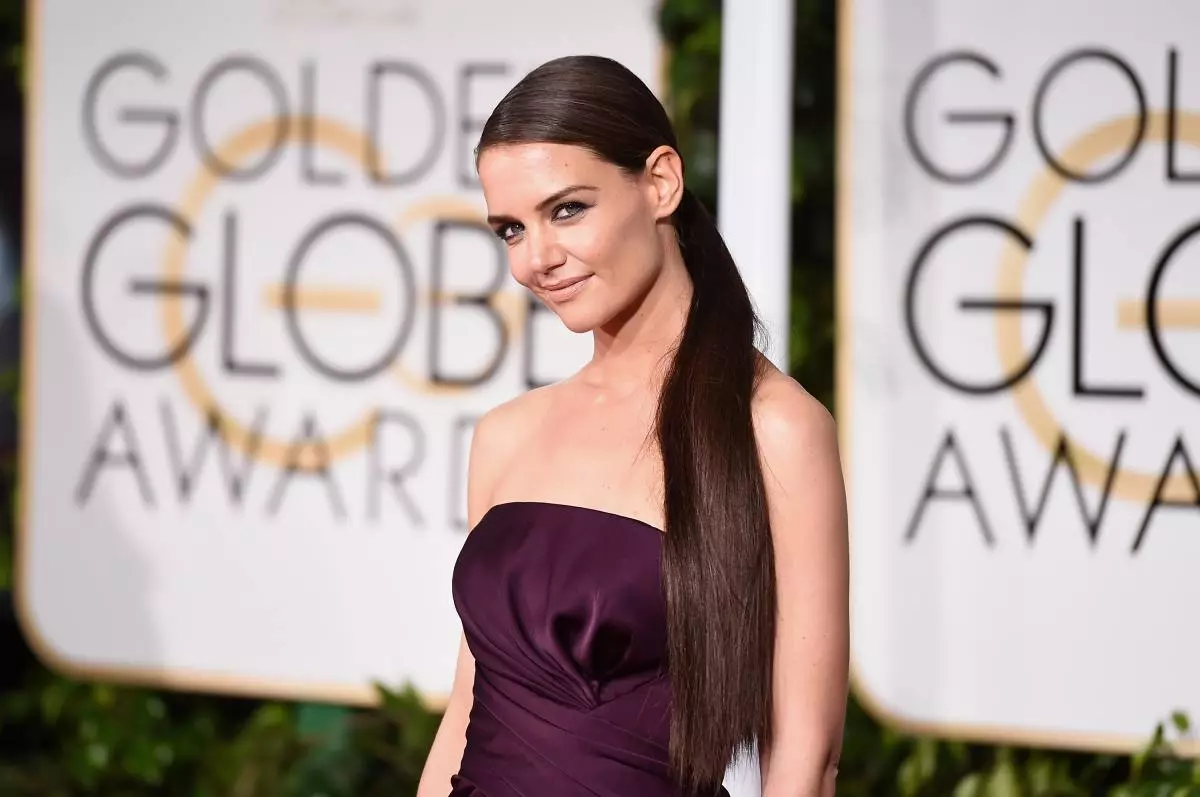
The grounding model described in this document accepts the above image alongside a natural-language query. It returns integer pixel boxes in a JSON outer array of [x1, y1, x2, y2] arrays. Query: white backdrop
[[842, 0, 1200, 754], [21, 0, 662, 706]]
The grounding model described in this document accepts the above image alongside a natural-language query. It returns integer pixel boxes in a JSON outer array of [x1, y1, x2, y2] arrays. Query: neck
[[583, 245, 693, 395]]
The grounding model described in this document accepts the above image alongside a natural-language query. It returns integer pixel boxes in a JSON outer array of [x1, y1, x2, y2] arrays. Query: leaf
[[1024, 755, 1054, 794], [986, 757, 1021, 797], [955, 773, 986, 797], [897, 755, 923, 797], [1134, 723, 1168, 779]]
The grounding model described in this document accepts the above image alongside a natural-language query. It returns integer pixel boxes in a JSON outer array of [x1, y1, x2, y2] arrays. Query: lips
[[541, 275, 590, 292], [539, 274, 591, 303]]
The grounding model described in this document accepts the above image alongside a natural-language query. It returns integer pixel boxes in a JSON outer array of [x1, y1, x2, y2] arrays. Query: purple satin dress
[[448, 501, 730, 797]]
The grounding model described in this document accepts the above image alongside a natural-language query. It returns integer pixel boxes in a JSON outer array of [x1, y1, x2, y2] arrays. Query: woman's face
[[477, 142, 672, 334]]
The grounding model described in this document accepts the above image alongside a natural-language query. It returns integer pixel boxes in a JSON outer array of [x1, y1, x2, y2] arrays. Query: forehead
[[477, 142, 628, 209]]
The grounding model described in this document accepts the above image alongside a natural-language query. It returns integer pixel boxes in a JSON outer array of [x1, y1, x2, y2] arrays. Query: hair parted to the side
[[476, 55, 776, 795]]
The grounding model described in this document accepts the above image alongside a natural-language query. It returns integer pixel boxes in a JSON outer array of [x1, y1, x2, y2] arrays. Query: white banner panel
[[841, 0, 1200, 752], [21, 0, 661, 704]]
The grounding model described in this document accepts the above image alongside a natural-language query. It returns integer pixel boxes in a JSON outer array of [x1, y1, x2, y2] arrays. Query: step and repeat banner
[[843, 0, 1200, 752], [22, 0, 661, 704]]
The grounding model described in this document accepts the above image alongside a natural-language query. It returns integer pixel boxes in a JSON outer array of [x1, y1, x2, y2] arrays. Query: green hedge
[[1, 1, 1198, 794]]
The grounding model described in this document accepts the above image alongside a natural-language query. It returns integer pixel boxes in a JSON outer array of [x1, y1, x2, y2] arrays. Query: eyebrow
[[486, 184, 598, 226]]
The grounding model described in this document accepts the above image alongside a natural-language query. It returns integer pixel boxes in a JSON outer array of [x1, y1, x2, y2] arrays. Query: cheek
[[504, 247, 535, 287], [573, 208, 657, 277], [601, 226, 660, 290]]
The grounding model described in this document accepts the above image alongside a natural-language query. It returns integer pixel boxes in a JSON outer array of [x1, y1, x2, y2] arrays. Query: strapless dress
[[448, 501, 731, 797]]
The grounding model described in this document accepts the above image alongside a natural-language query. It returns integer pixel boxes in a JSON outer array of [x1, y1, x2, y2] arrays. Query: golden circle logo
[[159, 115, 527, 470], [996, 110, 1200, 503]]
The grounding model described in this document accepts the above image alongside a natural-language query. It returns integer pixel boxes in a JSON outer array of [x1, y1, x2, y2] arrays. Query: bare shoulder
[[750, 363, 847, 543], [465, 383, 561, 524], [473, 382, 557, 451], [751, 364, 840, 476]]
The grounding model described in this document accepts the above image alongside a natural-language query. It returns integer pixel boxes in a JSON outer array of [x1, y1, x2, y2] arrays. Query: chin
[[556, 310, 603, 335], [546, 300, 612, 335]]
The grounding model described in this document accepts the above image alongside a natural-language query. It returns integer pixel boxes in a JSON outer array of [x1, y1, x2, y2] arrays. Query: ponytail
[[658, 187, 776, 793]]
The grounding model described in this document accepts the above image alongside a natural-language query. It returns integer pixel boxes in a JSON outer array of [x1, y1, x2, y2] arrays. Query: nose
[[527, 226, 566, 276]]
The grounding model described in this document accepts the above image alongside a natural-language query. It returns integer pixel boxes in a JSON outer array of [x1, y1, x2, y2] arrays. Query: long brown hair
[[477, 55, 775, 794]]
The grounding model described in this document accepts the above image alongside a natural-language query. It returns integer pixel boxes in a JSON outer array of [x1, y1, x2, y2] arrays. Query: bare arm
[[416, 405, 512, 797], [416, 633, 476, 797], [754, 381, 850, 797]]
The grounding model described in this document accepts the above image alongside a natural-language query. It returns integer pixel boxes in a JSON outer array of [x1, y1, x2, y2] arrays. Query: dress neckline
[[483, 500, 667, 538]]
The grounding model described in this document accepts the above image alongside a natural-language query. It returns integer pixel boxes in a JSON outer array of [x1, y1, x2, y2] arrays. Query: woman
[[417, 55, 849, 797]]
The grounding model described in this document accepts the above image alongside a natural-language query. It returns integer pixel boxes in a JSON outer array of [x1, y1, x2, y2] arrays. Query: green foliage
[[660, 0, 723, 205], [0, 669, 305, 796], [0, 665, 440, 796], [0, 1, 1197, 795], [833, 699, 1200, 796], [786, 0, 838, 407], [0, 0, 21, 89]]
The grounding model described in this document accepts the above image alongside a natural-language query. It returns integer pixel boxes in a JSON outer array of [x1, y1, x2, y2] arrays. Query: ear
[[643, 145, 685, 219]]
